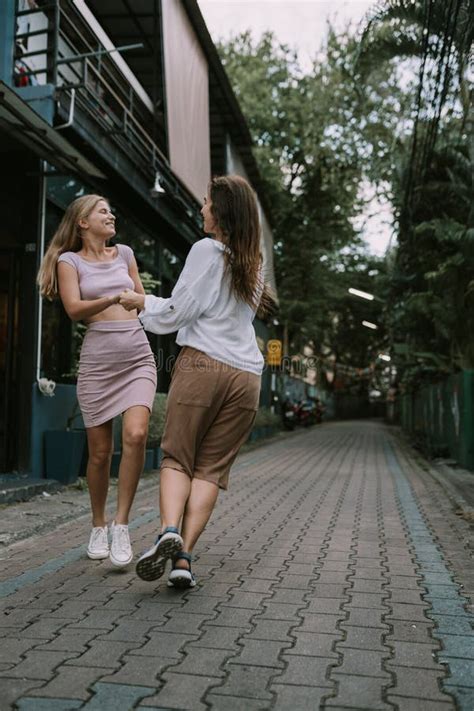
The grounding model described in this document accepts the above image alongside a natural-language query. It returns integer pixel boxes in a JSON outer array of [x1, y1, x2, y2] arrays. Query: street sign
[[266, 339, 282, 367]]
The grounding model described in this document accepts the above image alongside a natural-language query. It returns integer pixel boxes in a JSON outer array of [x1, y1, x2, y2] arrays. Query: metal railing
[[13, 0, 201, 224]]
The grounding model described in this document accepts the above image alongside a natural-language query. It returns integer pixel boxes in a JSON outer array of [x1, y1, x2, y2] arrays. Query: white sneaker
[[87, 525, 109, 560], [110, 522, 133, 568]]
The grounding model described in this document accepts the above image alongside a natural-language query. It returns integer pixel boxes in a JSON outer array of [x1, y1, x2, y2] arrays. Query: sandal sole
[[169, 575, 196, 589], [136, 536, 183, 582]]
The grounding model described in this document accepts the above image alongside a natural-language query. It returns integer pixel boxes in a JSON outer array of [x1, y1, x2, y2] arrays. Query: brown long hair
[[37, 194, 108, 299], [209, 175, 275, 316]]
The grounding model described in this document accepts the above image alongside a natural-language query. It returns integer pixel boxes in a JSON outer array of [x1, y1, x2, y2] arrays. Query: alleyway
[[1, 421, 473, 711]]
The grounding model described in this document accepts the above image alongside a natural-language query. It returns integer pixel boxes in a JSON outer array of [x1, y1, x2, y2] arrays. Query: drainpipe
[[35, 160, 55, 396]]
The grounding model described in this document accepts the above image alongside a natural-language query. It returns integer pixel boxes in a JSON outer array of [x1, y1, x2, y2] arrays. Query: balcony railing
[[13, 0, 201, 224]]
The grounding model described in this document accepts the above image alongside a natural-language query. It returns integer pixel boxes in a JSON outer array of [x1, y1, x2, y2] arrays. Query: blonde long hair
[[37, 194, 107, 299]]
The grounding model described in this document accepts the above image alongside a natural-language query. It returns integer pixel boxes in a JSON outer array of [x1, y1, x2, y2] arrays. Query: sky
[[198, 0, 393, 256]]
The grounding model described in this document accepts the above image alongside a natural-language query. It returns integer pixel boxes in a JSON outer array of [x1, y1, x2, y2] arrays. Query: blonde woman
[[119, 175, 273, 589], [38, 195, 157, 567]]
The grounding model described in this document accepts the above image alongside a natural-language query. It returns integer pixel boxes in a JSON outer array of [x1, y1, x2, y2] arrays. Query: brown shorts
[[160, 347, 261, 490]]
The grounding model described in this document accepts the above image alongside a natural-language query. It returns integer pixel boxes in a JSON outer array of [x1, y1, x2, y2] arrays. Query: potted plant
[[44, 399, 87, 484]]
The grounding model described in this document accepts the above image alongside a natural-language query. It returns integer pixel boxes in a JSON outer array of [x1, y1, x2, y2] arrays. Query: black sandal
[[167, 552, 196, 589]]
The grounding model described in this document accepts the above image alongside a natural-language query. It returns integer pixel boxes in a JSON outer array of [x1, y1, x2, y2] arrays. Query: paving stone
[[327, 674, 393, 709], [286, 631, 339, 658], [83, 681, 156, 710], [16, 699, 82, 710], [209, 665, 276, 700], [192, 625, 248, 650], [271, 684, 333, 710], [442, 685, 474, 709], [388, 620, 436, 643], [270, 588, 308, 605], [130, 631, 199, 658], [339, 626, 386, 651], [257, 602, 304, 621], [169, 646, 233, 677], [305, 598, 346, 615], [331, 647, 391, 677], [223, 591, 271, 609], [351, 578, 386, 593], [277, 654, 333, 687], [0, 650, 80, 680], [388, 667, 451, 701], [207, 607, 256, 629], [343, 607, 389, 629], [245, 619, 296, 642], [386, 603, 431, 622], [0, 678, 45, 709], [192, 583, 234, 598], [24, 665, 111, 700], [204, 693, 269, 710], [387, 696, 455, 711], [66, 640, 141, 669], [345, 592, 388, 609], [101, 655, 176, 686], [246, 566, 281, 580], [68, 609, 126, 630], [437, 633, 474, 660], [298, 613, 342, 635], [441, 659, 474, 688], [35, 629, 101, 653], [430, 614, 474, 635], [160, 612, 214, 635], [140, 671, 220, 708], [48, 601, 95, 619], [232, 638, 291, 668], [0, 609, 48, 629], [387, 640, 442, 669], [0, 637, 41, 663], [238, 579, 274, 594], [390, 588, 426, 605]]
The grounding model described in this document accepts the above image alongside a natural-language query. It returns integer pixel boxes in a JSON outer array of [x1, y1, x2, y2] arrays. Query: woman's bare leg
[[159, 467, 192, 531], [115, 405, 150, 525], [85, 420, 113, 527], [175, 478, 219, 569]]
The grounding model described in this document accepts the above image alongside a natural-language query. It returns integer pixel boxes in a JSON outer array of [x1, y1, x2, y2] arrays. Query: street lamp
[[348, 287, 375, 301], [362, 320, 378, 330]]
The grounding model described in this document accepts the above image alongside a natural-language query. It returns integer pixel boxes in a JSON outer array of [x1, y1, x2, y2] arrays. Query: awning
[[0, 81, 106, 179]]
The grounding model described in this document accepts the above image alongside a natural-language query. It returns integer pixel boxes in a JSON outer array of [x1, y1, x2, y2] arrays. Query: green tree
[[219, 29, 397, 375], [357, 0, 474, 380]]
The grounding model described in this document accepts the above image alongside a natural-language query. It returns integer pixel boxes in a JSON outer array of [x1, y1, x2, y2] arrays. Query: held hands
[[118, 289, 145, 312]]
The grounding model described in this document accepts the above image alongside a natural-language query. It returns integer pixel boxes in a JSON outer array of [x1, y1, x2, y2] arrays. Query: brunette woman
[[37, 195, 157, 567], [119, 175, 273, 588]]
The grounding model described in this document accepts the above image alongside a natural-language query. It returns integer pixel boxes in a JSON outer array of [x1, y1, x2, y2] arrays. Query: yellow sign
[[266, 339, 282, 367]]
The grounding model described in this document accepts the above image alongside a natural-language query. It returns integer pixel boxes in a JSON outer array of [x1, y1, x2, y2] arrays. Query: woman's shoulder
[[116, 243, 134, 265], [57, 251, 80, 267], [189, 237, 226, 259]]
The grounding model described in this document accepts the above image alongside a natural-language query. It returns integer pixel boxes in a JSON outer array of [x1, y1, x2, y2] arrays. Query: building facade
[[0, 0, 277, 478]]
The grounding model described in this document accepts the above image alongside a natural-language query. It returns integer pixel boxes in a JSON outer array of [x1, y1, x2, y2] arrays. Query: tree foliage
[[218, 29, 395, 379], [357, 0, 474, 381]]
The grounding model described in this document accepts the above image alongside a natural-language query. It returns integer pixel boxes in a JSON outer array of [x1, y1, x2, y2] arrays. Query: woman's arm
[[128, 256, 146, 297], [119, 239, 223, 334], [58, 262, 120, 321]]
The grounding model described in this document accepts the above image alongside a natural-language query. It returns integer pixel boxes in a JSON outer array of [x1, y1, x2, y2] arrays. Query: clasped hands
[[116, 289, 145, 312]]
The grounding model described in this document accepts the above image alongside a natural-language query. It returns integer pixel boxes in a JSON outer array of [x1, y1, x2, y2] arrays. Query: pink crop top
[[57, 243, 135, 300]]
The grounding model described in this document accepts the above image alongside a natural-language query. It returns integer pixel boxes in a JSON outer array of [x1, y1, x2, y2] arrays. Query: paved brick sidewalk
[[1, 421, 473, 710]]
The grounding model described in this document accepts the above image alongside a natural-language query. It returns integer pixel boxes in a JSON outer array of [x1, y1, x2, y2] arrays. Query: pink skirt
[[77, 320, 157, 428]]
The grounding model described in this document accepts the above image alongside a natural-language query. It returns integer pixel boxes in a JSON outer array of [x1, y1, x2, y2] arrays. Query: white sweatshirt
[[138, 237, 264, 375]]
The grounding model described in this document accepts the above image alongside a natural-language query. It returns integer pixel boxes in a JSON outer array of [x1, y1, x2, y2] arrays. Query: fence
[[400, 370, 474, 471]]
